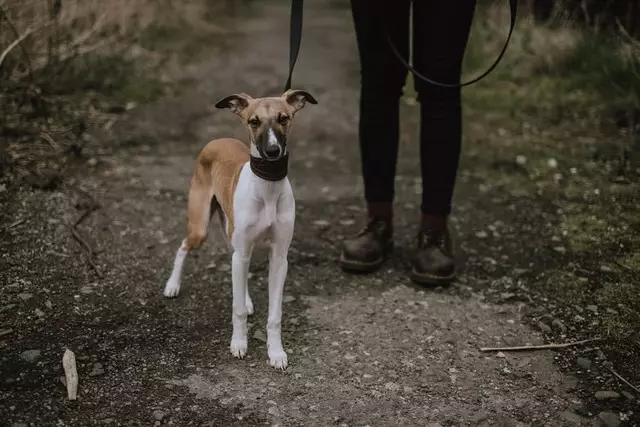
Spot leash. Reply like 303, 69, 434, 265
284, 0, 517, 91
384, 0, 518, 88
284, 0, 304, 92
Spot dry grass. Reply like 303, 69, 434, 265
0, 0, 232, 187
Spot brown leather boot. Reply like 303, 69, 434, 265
410, 228, 456, 285
340, 218, 393, 273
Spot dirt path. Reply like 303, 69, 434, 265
1, 1, 633, 426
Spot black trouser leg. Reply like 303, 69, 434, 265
413, 0, 477, 217
350, 0, 410, 216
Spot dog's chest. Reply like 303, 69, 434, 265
232, 164, 290, 244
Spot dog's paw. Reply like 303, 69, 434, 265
268, 348, 288, 370
163, 280, 180, 298
230, 339, 248, 359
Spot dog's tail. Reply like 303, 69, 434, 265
185, 160, 217, 250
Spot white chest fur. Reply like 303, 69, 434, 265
230, 163, 295, 250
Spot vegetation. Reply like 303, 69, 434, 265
0, 0, 232, 187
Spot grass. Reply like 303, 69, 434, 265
454, 2, 640, 347
0, 0, 239, 186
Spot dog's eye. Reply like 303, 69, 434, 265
248, 118, 260, 128
278, 114, 289, 125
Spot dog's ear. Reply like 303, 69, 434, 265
215, 93, 253, 115
283, 89, 317, 113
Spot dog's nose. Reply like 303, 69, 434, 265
265, 145, 281, 158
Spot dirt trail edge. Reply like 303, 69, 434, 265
0, 1, 622, 426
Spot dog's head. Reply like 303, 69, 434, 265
214, 89, 317, 160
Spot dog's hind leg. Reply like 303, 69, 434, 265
164, 173, 215, 298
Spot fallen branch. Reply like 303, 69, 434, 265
480, 338, 601, 352
62, 348, 78, 400
608, 366, 640, 394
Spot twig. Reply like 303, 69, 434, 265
0, 27, 37, 70
480, 338, 601, 352
608, 366, 640, 394
71, 206, 102, 278
68, 184, 102, 278
615, 18, 640, 51
2, 218, 28, 231
0, 5, 34, 80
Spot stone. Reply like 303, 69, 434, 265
537, 321, 551, 333
17, 293, 33, 301
253, 330, 267, 343
594, 390, 620, 401
90, 363, 105, 376
153, 410, 165, 421
551, 318, 567, 333
559, 410, 588, 424
597, 411, 620, 427
621, 391, 635, 401
20, 349, 41, 362
576, 357, 592, 370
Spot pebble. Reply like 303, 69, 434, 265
153, 410, 165, 421
621, 391, 634, 401
551, 318, 567, 333
576, 357, 592, 370
17, 293, 33, 301
515, 155, 527, 165
595, 390, 620, 401
547, 158, 558, 168
283, 295, 295, 303
253, 330, 267, 343
20, 349, 41, 362
597, 411, 620, 427
90, 363, 105, 376
537, 321, 551, 333
35, 308, 45, 318
559, 410, 588, 424
475, 231, 488, 239
313, 219, 330, 227
218, 264, 231, 272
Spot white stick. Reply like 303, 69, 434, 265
62, 349, 78, 400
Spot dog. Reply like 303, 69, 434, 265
163, 89, 317, 370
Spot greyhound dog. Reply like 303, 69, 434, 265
163, 89, 317, 370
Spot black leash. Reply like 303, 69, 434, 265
384, 0, 518, 88
285, 0, 518, 91
284, 0, 304, 92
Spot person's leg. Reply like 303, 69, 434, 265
410, 0, 477, 284
340, 0, 411, 272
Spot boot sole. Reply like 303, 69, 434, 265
339, 242, 393, 273
410, 268, 456, 286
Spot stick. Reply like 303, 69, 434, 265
2, 218, 27, 231
67, 183, 103, 278
0, 5, 34, 79
608, 366, 640, 394
0, 27, 37, 70
62, 349, 78, 400
70, 206, 102, 278
480, 338, 601, 352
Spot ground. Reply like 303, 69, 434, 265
1, 1, 639, 426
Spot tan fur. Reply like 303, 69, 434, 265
186, 138, 249, 249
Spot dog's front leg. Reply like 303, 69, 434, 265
267, 204, 294, 370
230, 243, 253, 359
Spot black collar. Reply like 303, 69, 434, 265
250, 152, 289, 181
